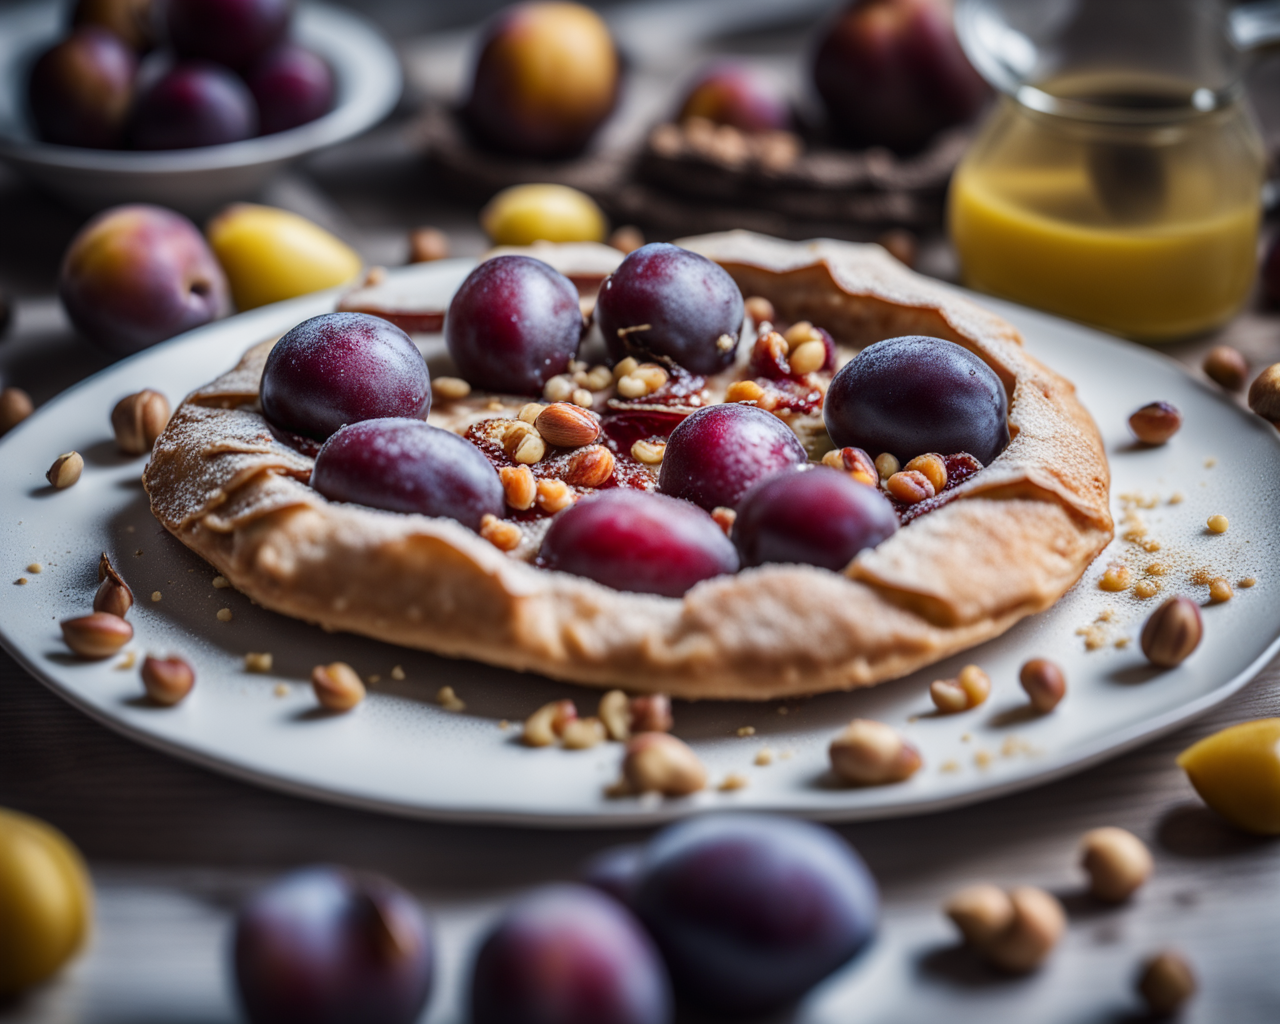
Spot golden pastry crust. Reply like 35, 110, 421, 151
143, 231, 1113, 700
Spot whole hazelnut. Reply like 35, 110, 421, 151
111, 389, 170, 455
1203, 345, 1248, 391
408, 226, 450, 263
141, 656, 195, 706
1141, 596, 1203, 668
982, 886, 1066, 974
830, 718, 922, 786
0, 387, 34, 434
1080, 826, 1153, 902
621, 732, 706, 796
1248, 363, 1280, 424
1019, 658, 1066, 713
1138, 950, 1197, 1015
944, 883, 1014, 948
1128, 401, 1182, 445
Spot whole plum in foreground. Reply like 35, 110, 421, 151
823, 335, 1009, 465
445, 255, 583, 395
470, 883, 673, 1024
310, 419, 504, 530
28, 27, 137, 148
632, 814, 879, 1014
233, 865, 434, 1024
128, 61, 258, 150
59, 204, 229, 354
659, 402, 807, 511
733, 467, 898, 571
539, 490, 739, 597
596, 243, 745, 374
260, 312, 430, 440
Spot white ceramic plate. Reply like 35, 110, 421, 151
0, 1, 402, 215
1, 260, 1276, 827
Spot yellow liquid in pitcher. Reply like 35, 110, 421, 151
949, 82, 1262, 340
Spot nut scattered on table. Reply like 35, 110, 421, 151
45, 451, 83, 489
244, 652, 273, 674
1206, 513, 1229, 534
1019, 658, 1066, 713
432, 376, 471, 400
945, 883, 1014, 948
983, 887, 1066, 973
561, 717, 607, 749
608, 225, 645, 254
1138, 950, 1197, 1015
408, 226, 450, 263
61, 611, 133, 659
111, 389, 170, 455
620, 732, 707, 797
141, 655, 195, 706
1203, 345, 1248, 391
930, 665, 991, 714
94, 552, 134, 618
829, 718, 923, 785
1247, 363, 1280, 424
1141, 597, 1202, 668
598, 690, 673, 741
311, 661, 365, 712
523, 699, 578, 747
1080, 826, 1153, 902
0, 386, 33, 435
1128, 401, 1182, 445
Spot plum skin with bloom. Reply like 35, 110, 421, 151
260, 312, 431, 441
128, 61, 259, 150
631, 813, 880, 1014
469, 883, 673, 1024
823, 334, 1009, 466
232, 865, 435, 1024
539, 490, 739, 598
444, 255, 584, 396
244, 43, 335, 134
310, 418, 504, 531
596, 243, 745, 375
28, 27, 138, 148
659, 403, 808, 511
733, 466, 898, 571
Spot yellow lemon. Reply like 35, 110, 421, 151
481, 183, 607, 246
207, 203, 362, 310
0, 808, 93, 994
1177, 718, 1280, 834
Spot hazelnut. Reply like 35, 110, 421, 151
711, 506, 736, 535
829, 718, 923, 785
561, 717, 607, 749
944, 884, 1014, 948
408, 226, 450, 263
1248, 363, 1280, 423
744, 295, 776, 325
46, 451, 83, 489
612, 357, 639, 381
479, 514, 522, 552
523, 699, 578, 747
311, 662, 366, 712
1206, 513, 1229, 534
499, 465, 536, 511
543, 375, 575, 403
535, 478, 574, 514
244, 652, 273, 673
61, 612, 133, 659
874, 453, 900, 480
562, 445, 615, 488
1203, 345, 1248, 391
1138, 951, 1197, 1015
141, 656, 195, 706
608, 225, 645, 254
621, 732, 706, 796
822, 446, 877, 486
584, 365, 613, 391
886, 469, 935, 504
0, 387, 33, 434
535, 402, 600, 448
1141, 596, 1202, 668
94, 555, 134, 618
1099, 565, 1132, 591
511, 432, 546, 465
1080, 826, 1153, 902
630, 439, 666, 465
983, 887, 1066, 973
788, 340, 827, 375
930, 665, 990, 714
598, 689, 631, 741
432, 376, 471, 401
1208, 577, 1233, 602
1128, 401, 1182, 445
1019, 658, 1066, 713
904, 453, 947, 493
725, 380, 766, 404
111, 389, 170, 455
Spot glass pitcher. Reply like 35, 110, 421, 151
949, 0, 1280, 340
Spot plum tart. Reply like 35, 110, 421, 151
143, 231, 1112, 700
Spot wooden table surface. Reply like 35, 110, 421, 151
4, 5, 1280, 1021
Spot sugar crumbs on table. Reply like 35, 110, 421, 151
216, 608, 232, 622
1115, 637, 1131, 649
273, 684, 290, 698
940, 760, 960, 773
974, 750, 994, 769
1205, 457, 1217, 468
719, 773, 749, 791
1077, 625, 1108, 650
116, 651, 136, 670
780, 750, 795, 760
390, 665, 405, 681
437, 686, 466, 712
755, 748, 774, 766
151, 591, 161, 602
498, 719, 510, 730
367, 674, 381, 684
736, 725, 756, 737
1169, 492, 1185, 505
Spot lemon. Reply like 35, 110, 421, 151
1177, 718, 1280, 834
0, 807, 93, 994
207, 203, 362, 310
481, 183, 607, 246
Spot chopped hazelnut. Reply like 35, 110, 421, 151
945, 884, 1014, 948
570, 388, 593, 408
1203, 345, 1248, 391
598, 689, 631, 741
244, 652, 273, 673
1128, 401, 1182, 445
437, 685, 466, 712
1134, 579, 1160, 599
585, 365, 613, 391
94, 556, 134, 618
1099, 565, 1132, 591
725, 380, 766, 404
621, 732, 706, 796
480, 514, 522, 552
543, 375, 575, 403
822, 446, 877, 486
930, 665, 990, 714
904, 453, 947, 492
612, 357, 639, 380
630, 439, 666, 465
829, 718, 923, 785
788, 340, 826, 375
523, 699, 578, 747
886, 470, 935, 504
710, 506, 736, 535
562, 717, 607, 749
311, 662, 365, 712
499, 465, 536, 511
1080, 826, 1153, 902
46, 451, 84, 489
783, 320, 821, 347
535, 478, 575, 514
517, 402, 546, 424
982, 887, 1066, 974
217, 608, 232, 622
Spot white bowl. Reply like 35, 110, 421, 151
0, 0, 402, 216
